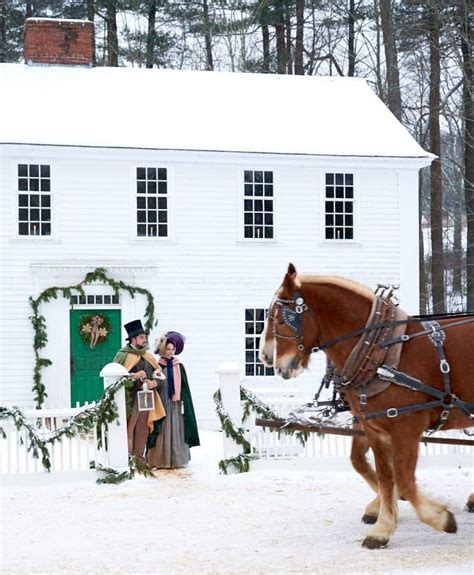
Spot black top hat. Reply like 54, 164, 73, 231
124, 319, 146, 340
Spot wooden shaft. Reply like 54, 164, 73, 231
255, 418, 474, 447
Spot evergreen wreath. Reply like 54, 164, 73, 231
78, 313, 111, 349
29, 267, 157, 409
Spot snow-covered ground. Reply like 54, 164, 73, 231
1, 431, 473, 575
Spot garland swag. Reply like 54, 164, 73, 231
0, 376, 154, 484
29, 267, 157, 409
213, 387, 310, 474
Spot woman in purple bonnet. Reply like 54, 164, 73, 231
147, 331, 200, 469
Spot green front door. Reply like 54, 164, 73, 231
70, 309, 121, 406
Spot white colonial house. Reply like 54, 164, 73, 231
0, 19, 433, 428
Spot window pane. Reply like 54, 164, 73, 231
18, 178, 28, 191
158, 168, 167, 180
147, 168, 157, 180
30, 165, 39, 177
137, 181, 146, 194
41, 223, 51, 235
18, 164, 28, 177
244, 170, 253, 182
264, 171, 273, 183
147, 181, 156, 194
137, 167, 146, 180
158, 181, 167, 194
40, 165, 50, 178
254, 171, 263, 183
40, 179, 50, 192
325, 173, 334, 185
30, 179, 39, 191
19, 195, 28, 206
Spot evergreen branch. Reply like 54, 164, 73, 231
29, 268, 157, 409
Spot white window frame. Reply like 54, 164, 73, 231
241, 305, 275, 379
321, 171, 356, 242
131, 164, 174, 241
15, 161, 55, 239
240, 168, 276, 241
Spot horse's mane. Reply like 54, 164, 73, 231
299, 275, 375, 302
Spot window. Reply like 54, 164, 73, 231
243, 170, 274, 239
70, 294, 120, 306
136, 167, 168, 238
324, 172, 354, 240
17, 164, 51, 236
245, 308, 274, 376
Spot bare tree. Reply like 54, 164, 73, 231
86, 0, 96, 66
105, 0, 118, 66
379, 0, 401, 119
0, 0, 6, 63
294, 0, 304, 74
460, 0, 474, 310
146, 0, 156, 68
428, 2, 445, 313
202, 0, 213, 71
348, 0, 355, 76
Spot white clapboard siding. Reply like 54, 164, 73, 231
1, 143, 420, 429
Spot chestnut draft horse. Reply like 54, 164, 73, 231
259, 264, 474, 549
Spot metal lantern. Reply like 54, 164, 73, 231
137, 382, 155, 412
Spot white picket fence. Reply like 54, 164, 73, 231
0, 404, 108, 474
245, 388, 473, 467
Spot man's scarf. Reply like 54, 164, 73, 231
159, 356, 181, 401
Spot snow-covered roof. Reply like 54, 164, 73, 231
0, 64, 431, 158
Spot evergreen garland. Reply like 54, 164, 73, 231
29, 267, 157, 408
91, 456, 155, 485
0, 376, 134, 473
213, 386, 309, 474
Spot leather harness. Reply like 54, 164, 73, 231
270, 291, 474, 430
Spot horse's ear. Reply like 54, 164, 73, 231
282, 263, 298, 293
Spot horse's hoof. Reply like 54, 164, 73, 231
362, 536, 389, 549
465, 501, 474, 513
444, 510, 457, 533
361, 514, 378, 524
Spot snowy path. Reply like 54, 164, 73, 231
1, 431, 473, 575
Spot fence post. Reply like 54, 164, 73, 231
216, 362, 242, 459
100, 362, 129, 469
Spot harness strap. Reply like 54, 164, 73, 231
355, 364, 474, 427
379, 317, 474, 349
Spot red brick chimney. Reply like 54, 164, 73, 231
24, 18, 94, 66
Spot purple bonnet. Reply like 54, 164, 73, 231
165, 331, 186, 355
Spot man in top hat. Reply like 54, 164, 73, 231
113, 319, 166, 459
